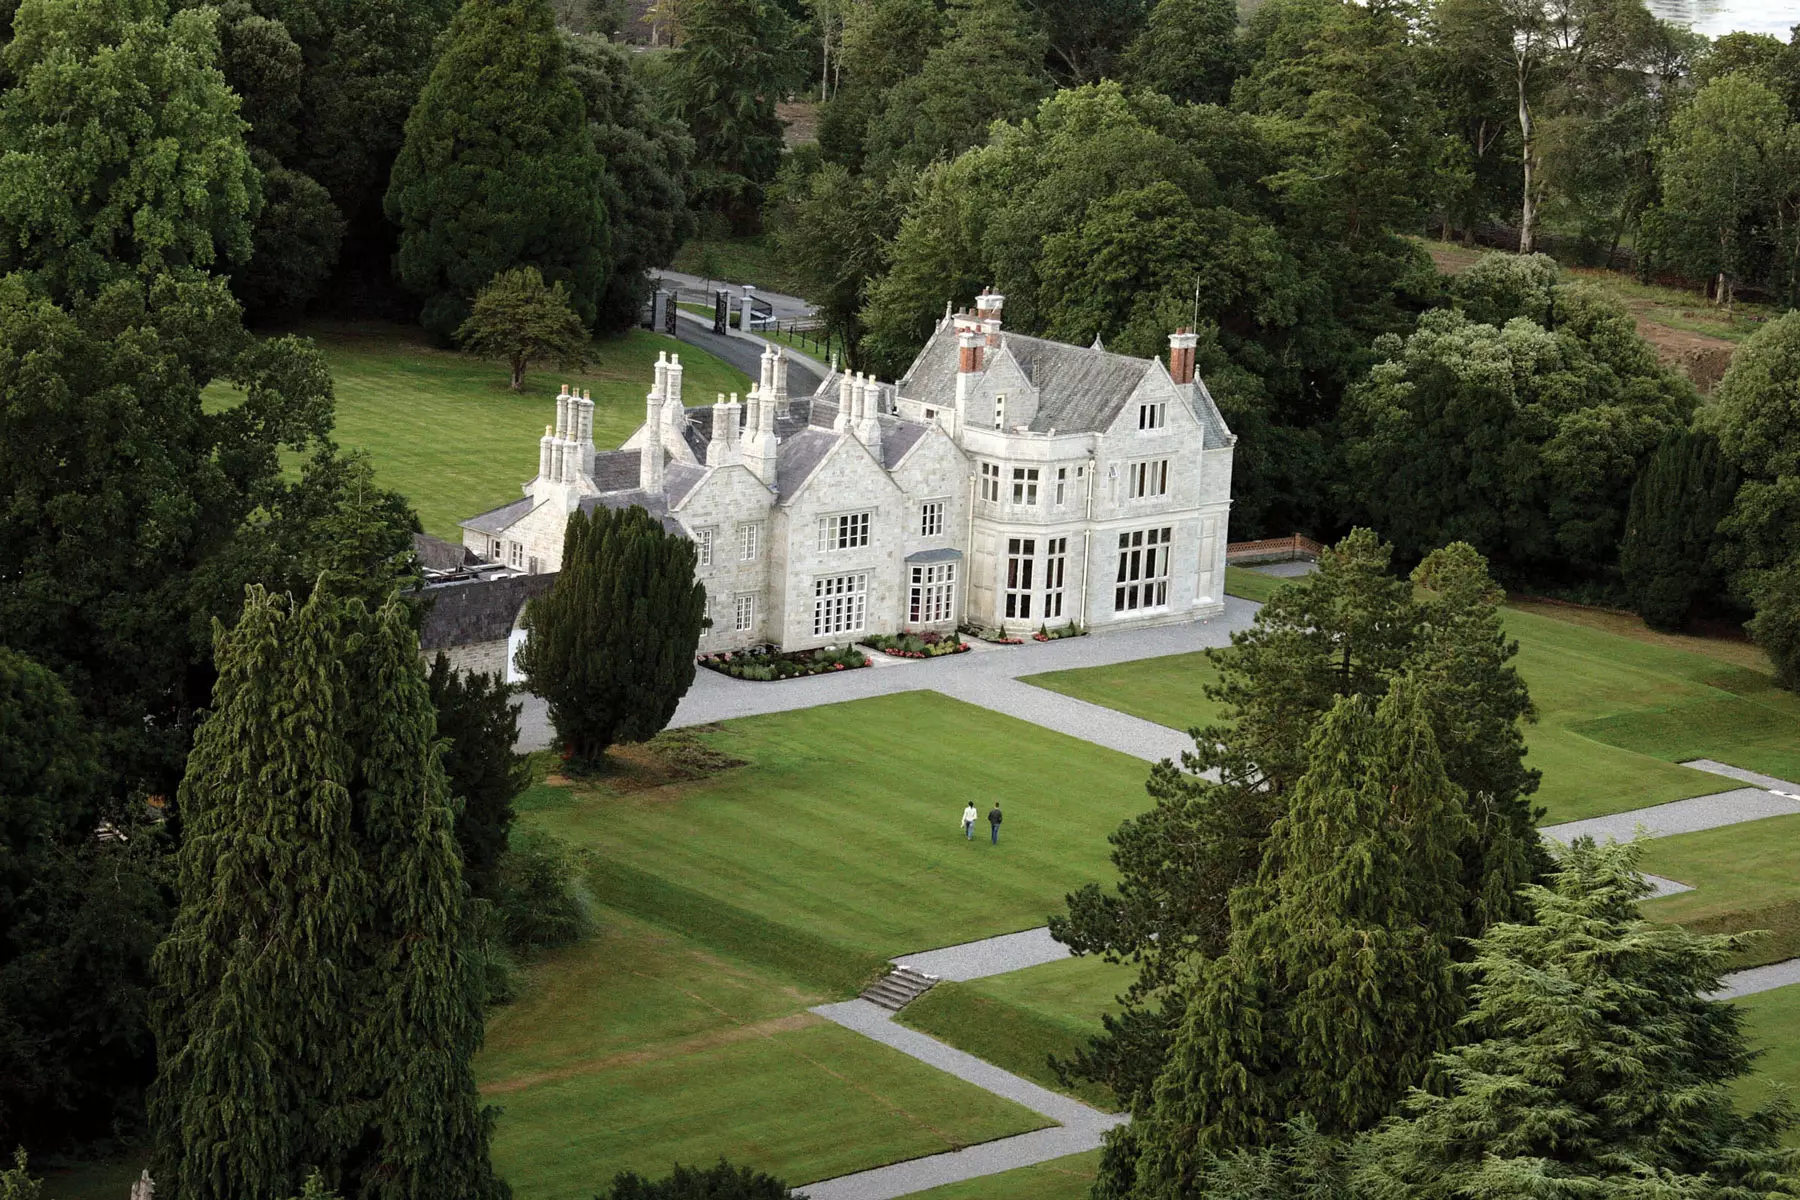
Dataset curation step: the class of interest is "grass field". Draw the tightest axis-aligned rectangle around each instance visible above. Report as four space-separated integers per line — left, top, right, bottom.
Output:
1641 814 1800 970
1735 984 1800 1143
524 693 1153 962
479 909 1046 1197
909 1150 1102 1199
218 322 751 539
669 235 806 296
898 956 1132 1108
1025 577 1798 824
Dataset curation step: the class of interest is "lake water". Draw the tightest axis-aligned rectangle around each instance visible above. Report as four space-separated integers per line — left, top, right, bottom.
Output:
1647 0 1800 37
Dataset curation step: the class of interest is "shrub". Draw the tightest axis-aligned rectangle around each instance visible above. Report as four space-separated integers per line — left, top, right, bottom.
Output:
698 646 870 680
496 828 592 950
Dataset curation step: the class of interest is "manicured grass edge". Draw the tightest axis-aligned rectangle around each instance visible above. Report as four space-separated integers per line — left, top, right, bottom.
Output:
1654 900 1800 971
896 983 1118 1111
587 858 888 997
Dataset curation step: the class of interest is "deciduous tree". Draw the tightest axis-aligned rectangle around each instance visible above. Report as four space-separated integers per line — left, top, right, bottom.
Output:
516 505 708 766
1123 0 1240 106
457 267 591 392
386 0 609 341
1703 310 1800 601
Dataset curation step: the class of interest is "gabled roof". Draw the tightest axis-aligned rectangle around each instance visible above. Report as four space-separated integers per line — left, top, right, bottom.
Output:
460 496 537 536
664 463 707 507
592 449 642 493
898 322 1158 434
882 421 930 469
776 429 838 498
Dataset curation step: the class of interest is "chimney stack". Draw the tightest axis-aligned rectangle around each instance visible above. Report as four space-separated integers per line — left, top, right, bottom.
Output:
743 388 777 487
835 370 853 432
854 373 883 459
641 361 666 493
772 347 790 411
708 398 732 467
975 288 1004 325
1168 328 1199 386
982 316 1002 350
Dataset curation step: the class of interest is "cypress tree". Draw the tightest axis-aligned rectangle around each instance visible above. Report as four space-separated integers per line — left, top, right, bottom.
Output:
1620 430 1741 631
1122 676 1471 1195
1361 839 1800 1197
385 0 609 342
516 505 708 766
150 587 505 1200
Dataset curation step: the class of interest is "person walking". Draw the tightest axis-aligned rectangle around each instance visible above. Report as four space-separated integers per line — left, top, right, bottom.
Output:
961 802 978 840
988 802 1003 845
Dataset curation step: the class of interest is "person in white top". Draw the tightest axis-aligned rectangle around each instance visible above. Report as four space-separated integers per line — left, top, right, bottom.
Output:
961 802 978 841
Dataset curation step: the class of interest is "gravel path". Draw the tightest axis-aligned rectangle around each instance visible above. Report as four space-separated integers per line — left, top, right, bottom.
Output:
1683 759 1800 797
1540 787 1800 844
893 927 1072 981
1715 958 1800 1000
800 999 1125 1200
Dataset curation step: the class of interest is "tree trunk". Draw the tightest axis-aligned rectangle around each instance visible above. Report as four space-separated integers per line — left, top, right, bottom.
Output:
1517 57 1537 256
510 357 526 392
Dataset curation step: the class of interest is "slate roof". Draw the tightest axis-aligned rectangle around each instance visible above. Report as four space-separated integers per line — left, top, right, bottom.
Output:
1192 380 1234 449
592 449 642 492
905 547 963 564
777 429 838 497
664 463 707 507
419 571 556 651
882 421 929 469
897 324 1148 434
412 533 473 572
460 496 536 536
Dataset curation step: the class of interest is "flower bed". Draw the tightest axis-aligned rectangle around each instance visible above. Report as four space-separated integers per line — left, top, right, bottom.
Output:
1032 623 1087 642
860 630 970 659
698 645 868 681
960 624 1024 646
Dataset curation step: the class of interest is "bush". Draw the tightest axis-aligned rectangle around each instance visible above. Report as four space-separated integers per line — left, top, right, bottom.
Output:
496 828 592 950
600 1158 796 1199
859 630 969 658
697 645 869 680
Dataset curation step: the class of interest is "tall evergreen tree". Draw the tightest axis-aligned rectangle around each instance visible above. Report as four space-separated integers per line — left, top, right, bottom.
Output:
1620 431 1741 630
1360 839 1800 1198
515 505 708 766
1118 676 1471 1197
427 654 528 902
385 0 609 342
149 587 505 1200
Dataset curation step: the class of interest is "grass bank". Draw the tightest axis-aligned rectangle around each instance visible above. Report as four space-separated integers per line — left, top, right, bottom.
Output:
1641 813 1800 970
908 1150 1102 1199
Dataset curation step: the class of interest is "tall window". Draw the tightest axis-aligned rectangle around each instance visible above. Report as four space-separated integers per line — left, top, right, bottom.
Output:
1054 467 1068 508
1127 459 1169 499
1139 401 1166 430
734 594 755 632
813 573 867 636
739 523 760 562
1044 537 1068 619
1115 527 1172 612
1011 467 1039 506
696 528 714 567
993 394 1005 429
508 542 523 569
819 511 871 551
920 500 945 537
1005 538 1036 619
979 462 1001 502
489 538 503 561
527 556 541 575
909 563 956 623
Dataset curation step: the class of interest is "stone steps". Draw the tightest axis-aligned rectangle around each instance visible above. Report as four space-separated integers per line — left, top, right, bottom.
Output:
859 964 938 1011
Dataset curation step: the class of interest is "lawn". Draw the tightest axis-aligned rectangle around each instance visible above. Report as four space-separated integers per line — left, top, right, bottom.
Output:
479 909 1047 1198
217 321 750 539
1640 814 1800 969
908 1150 1102 1199
669 235 806 295
523 692 1154 964
1021 590 1798 824
898 955 1133 1107
1734 983 1800 1144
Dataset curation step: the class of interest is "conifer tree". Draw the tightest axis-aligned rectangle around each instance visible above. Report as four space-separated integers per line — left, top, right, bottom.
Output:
428 653 529 901
516 505 708 766
149 586 505 1200
1120 676 1470 1196
1620 431 1740 630
1360 839 1800 1198
385 0 609 342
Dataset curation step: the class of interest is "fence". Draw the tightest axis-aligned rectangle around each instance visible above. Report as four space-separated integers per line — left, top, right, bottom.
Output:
1226 534 1324 565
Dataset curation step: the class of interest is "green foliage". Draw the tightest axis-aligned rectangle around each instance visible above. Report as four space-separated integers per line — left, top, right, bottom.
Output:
386 0 609 341
1359 838 1800 1197
564 34 696 332
599 1159 797 1199
771 159 909 364
0 271 334 799
1053 531 1543 1111
862 0 1051 178
457 267 591 392
516 505 708 764
1620 432 1740 630
1122 0 1239 106
1706 310 1800 604
496 828 591 949
427 656 528 901
1023 0 1147 84
0 0 259 299
0 1150 40 1200
149 586 505 1200
235 162 346 315
1344 288 1695 580
1749 560 1800 691
815 0 941 168
667 0 798 232
1448 249 1558 326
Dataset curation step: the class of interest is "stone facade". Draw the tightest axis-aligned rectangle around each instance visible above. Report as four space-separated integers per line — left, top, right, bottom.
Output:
459 292 1236 653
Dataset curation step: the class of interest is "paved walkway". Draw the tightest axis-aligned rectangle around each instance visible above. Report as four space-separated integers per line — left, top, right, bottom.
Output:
516 600 1257 755
893 927 1072 981
801 999 1125 1200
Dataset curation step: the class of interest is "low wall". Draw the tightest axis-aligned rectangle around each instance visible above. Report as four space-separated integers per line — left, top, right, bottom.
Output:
1226 534 1323 565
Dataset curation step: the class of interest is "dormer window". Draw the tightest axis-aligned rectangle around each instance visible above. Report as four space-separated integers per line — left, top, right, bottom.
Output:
1139 401 1166 430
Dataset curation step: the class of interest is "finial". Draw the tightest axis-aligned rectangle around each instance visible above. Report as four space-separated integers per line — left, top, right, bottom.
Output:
582 389 590 401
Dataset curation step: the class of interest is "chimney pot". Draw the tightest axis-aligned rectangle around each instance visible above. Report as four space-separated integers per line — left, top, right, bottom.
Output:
1168 327 1200 386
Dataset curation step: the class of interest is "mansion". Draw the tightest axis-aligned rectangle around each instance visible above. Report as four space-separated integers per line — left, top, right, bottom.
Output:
458 293 1236 654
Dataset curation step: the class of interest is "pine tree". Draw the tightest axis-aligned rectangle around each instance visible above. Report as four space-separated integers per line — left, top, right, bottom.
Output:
1360 839 1800 1198
516 505 708 766
1620 431 1740 631
149 586 505 1200
1122 675 1471 1196
668 0 797 231
427 653 529 901
385 0 609 342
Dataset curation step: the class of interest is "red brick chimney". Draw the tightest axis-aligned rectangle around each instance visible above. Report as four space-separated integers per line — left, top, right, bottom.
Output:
1168 328 1199 385
958 328 985 374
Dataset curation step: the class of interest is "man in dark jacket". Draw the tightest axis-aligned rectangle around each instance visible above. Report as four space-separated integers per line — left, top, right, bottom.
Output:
988 802 1003 845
